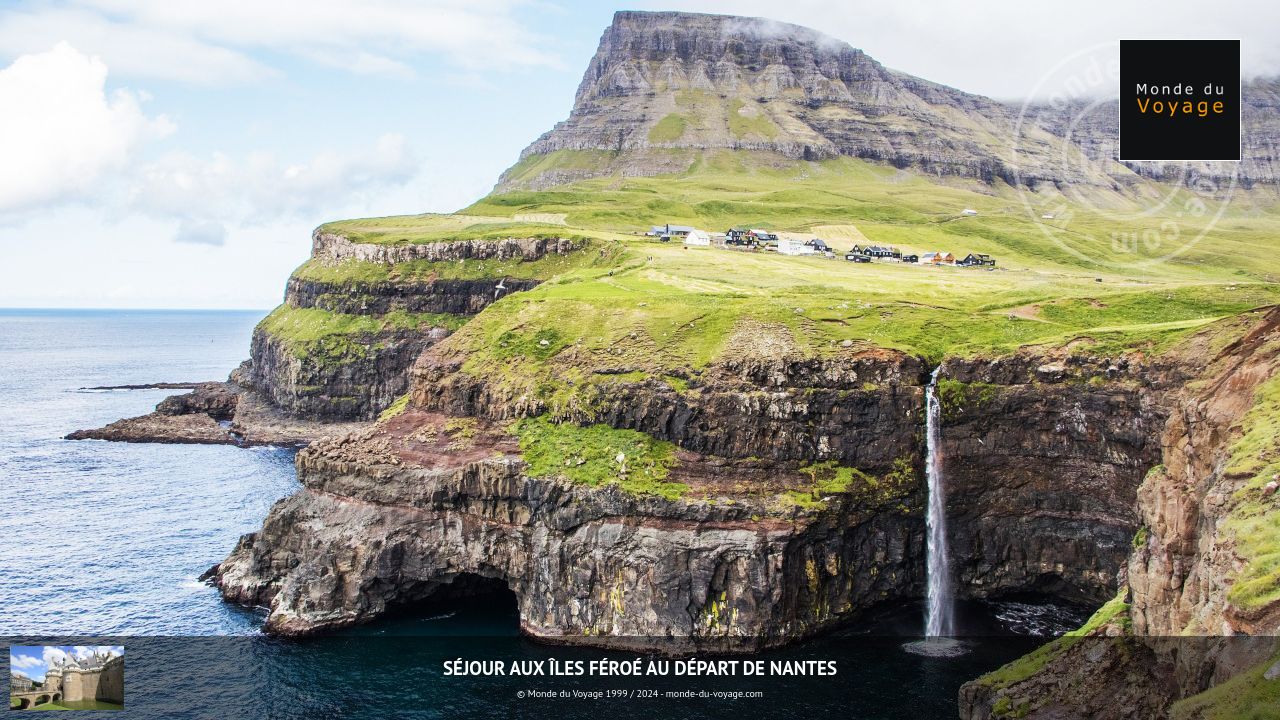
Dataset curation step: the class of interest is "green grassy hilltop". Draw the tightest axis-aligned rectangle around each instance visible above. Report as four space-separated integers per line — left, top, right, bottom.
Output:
312 153 1280 388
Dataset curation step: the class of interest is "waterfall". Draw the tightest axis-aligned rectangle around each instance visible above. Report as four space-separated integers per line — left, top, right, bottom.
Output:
923 366 954 638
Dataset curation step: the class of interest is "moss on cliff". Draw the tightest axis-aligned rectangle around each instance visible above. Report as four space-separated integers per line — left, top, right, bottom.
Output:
1223 372 1280 612
936 378 998 418
258 306 467 365
649 113 689 143
783 457 916 509
1169 650 1280 720
515 416 687 500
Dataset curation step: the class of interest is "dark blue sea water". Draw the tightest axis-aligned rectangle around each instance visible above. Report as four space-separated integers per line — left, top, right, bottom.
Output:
0 309 1088 719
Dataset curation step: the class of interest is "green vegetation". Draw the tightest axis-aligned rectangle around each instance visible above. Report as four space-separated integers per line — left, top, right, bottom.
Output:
975 587 1130 692
936 379 998 417
318 212 589 246
1170 650 1280 720
1132 526 1149 549
514 416 686 500
30 699 124 711
783 457 916 509
309 152 1280 413
649 113 689 143
727 99 779 139
292 240 625 285
1223 373 1280 612
378 393 411 422
257 306 467 366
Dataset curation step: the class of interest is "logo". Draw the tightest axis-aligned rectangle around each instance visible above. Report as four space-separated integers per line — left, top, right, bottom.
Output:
1119 40 1240 161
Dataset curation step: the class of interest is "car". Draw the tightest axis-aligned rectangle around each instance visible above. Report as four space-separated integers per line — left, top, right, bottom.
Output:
845 253 872 263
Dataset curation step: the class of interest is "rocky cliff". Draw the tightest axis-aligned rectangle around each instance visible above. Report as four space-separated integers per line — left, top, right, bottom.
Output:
939 352 1181 605
212 407 925 649
207 324 1209 651
67 230 591 442
959 307 1280 719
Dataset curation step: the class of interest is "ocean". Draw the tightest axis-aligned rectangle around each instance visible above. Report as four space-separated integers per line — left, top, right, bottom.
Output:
0 309 1086 719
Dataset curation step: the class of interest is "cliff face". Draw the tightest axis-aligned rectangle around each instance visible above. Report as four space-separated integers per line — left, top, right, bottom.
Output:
1025 76 1280 190
209 333 1199 649
939 353 1180 604
959 308 1280 720
412 348 927 470
212 406 925 649
498 11 1278 193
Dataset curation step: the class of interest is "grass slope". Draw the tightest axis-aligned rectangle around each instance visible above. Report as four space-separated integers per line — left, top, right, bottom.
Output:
1224 373 1280 613
302 154 1280 419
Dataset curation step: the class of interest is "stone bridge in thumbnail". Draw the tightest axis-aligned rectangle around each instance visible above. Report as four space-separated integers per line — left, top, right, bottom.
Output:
10 689 62 710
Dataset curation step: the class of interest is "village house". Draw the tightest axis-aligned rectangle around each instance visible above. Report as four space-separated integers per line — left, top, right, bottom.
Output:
957 253 996 267
724 227 778 246
850 244 900 259
920 251 957 265
683 229 711 246
805 238 833 254
647 224 695 242
776 236 816 256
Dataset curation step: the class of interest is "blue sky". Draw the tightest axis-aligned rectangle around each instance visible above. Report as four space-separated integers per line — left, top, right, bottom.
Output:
10 645 123 683
0 0 1275 309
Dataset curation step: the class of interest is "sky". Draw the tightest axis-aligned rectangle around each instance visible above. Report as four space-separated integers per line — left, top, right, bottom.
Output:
0 0 1276 309
9 645 123 683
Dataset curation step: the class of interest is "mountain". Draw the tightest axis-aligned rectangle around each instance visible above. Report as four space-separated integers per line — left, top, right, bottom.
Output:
499 10 1276 193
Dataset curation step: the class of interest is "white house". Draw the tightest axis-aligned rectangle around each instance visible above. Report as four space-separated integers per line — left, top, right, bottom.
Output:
683 229 711 246
961 208 979 216
776 237 815 256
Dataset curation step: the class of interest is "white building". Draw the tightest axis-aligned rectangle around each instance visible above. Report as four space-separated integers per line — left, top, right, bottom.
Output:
683 229 711 246
776 237 815 256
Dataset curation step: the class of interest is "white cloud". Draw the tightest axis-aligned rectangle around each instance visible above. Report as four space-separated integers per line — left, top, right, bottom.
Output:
0 0 560 84
10 654 42 670
41 646 68 666
0 43 419 239
0 8 270 85
129 132 419 241
0 43 173 215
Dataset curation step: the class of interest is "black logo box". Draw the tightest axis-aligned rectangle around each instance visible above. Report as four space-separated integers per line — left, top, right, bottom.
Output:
1119 39 1240 161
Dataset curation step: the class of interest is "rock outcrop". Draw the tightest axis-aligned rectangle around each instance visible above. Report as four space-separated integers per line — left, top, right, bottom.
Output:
235 231 584 422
